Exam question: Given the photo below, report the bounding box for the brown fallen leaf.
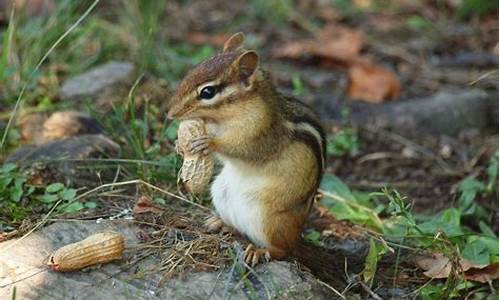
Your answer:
[273,24,363,66]
[133,196,163,214]
[414,253,498,283]
[273,23,400,103]
[464,263,499,283]
[347,60,401,103]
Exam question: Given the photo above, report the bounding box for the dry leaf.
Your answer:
[273,23,401,102]
[133,196,163,214]
[273,24,363,66]
[414,253,498,282]
[464,263,499,283]
[347,60,401,103]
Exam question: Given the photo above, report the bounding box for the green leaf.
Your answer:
[320,173,356,202]
[292,75,305,96]
[457,177,484,209]
[486,152,498,193]
[304,230,321,246]
[84,201,97,209]
[479,221,496,237]
[0,176,13,189]
[153,198,166,205]
[1,163,17,173]
[10,185,23,202]
[46,183,65,193]
[63,202,84,213]
[362,238,387,283]
[165,121,179,141]
[418,208,464,237]
[461,235,499,265]
[60,188,77,201]
[321,174,384,232]
[406,15,433,30]
[326,129,359,157]
[327,201,383,232]
[420,284,444,300]
[40,194,59,203]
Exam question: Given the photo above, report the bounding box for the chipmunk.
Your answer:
[168,32,326,266]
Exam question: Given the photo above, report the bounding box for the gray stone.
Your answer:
[6,134,119,163]
[0,221,340,300]
[6,134,120,187]
[315,89,496,137]
[59,61,135,104]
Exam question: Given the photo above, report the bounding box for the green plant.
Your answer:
[0,163,34,224]
[320,173,499,299]
[291,75,306,96]
[406,15,435,31]
[38,182,83,213]
[362,238,389,284]
[458,0,498,17]
[320,173,384,232]
[90,86,182,183]
[456,151,498,221]
[326,128,359,157]
[304,229,321,246]
[251,0,294,25]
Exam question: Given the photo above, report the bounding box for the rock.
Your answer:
[431,52,499,68]
[59,61,135,107]
[6,134,120,187]
[315,89,496,137]
[0,220,341,299]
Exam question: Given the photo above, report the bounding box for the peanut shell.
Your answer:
[177,119,214,194]
[48,231,124,272]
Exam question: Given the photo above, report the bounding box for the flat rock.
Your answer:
[6,134,120,187]
[0,220,339,299]
[315,88,496,136]
[59,61,135,106]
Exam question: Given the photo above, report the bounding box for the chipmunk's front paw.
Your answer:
[188,135,213,155]
[244,244,271,267]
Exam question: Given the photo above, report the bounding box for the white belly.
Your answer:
[210,159,268,247]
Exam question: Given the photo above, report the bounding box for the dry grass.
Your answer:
[131,205,240,285]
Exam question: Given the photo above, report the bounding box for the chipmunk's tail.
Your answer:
[290,239,362,291]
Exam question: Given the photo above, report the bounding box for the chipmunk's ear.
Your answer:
[223,32,245,52]
[235,50,259,83]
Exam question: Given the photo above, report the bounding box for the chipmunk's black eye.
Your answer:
[200,86,217,100]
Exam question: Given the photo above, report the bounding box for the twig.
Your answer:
[0,268,47,288]
[317,279,346,299]
[468,70,498,86]
[0,198,64,254]
[365,127,455,173]
[1,179,208,255]
[358,281,383,300]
